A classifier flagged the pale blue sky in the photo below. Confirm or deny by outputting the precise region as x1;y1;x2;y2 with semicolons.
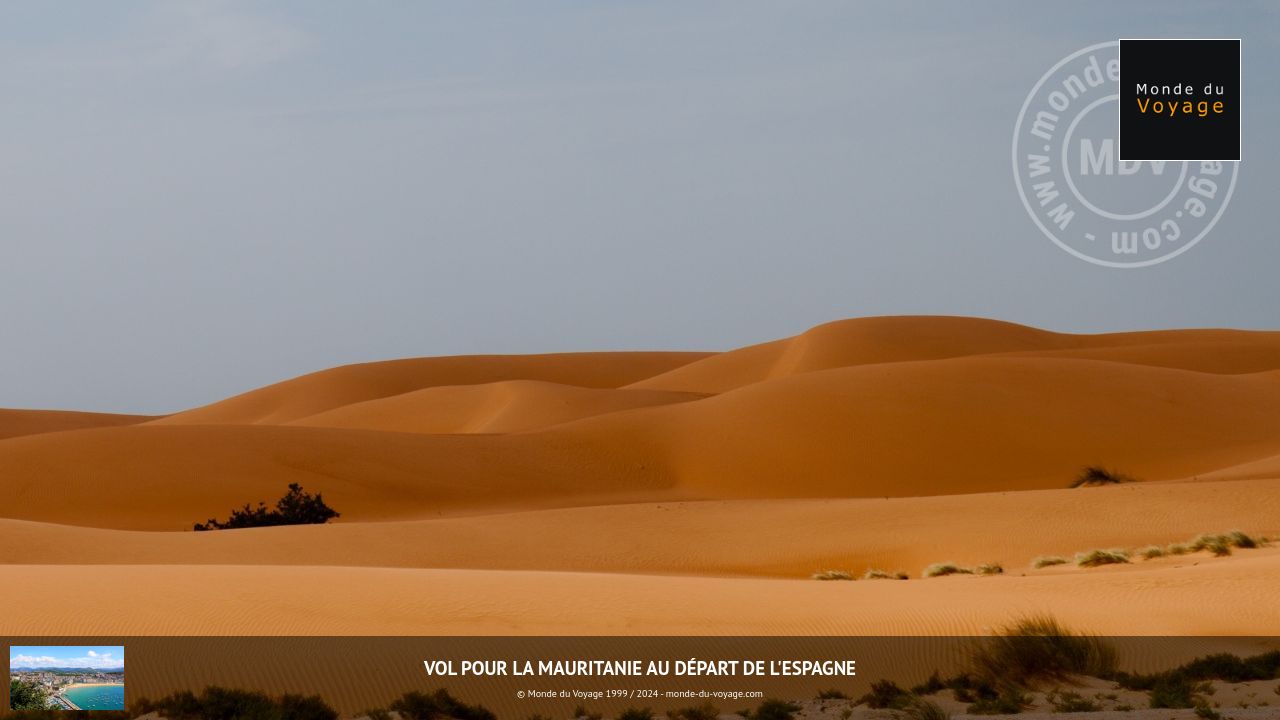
10;646;124;670
2;1;1277;413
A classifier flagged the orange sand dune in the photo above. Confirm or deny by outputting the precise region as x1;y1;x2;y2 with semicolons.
0;423;672;530
290;380;705;434
152;351;710;425
616;357;1280;499
4;357;1280;530
5;316;1280;640
0;408;153;441
3;552;1279;636
629;316;1280;393
3;478;1277;577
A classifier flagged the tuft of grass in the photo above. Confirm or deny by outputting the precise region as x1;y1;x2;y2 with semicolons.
1031;555;1068;569
1071;465;1134;488
617;709;654;720
1190;534;1233;557
923;562;974;578
970;615;1118;687
750;700;800;720
862;568;909;580
1139;544;1166;560
1167;542;1193;556
975;562;1004;576
811;569;854;581
1227;529;1260;549
856;680;913;710
1046;689;1102;713
815;689;847;700
965;688;1028;715
1075;548;1130;567
903;699;952;720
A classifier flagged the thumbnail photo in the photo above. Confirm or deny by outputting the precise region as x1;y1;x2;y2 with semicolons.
9;646;125;711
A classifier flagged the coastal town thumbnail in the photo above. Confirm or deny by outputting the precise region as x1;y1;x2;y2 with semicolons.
9;646;125;711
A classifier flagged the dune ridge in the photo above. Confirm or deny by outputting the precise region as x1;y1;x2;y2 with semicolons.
3;316;1280;636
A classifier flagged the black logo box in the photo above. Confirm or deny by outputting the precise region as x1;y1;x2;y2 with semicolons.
1119;38;1241;161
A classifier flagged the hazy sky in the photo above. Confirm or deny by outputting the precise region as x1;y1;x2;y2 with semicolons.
2;1;1277;414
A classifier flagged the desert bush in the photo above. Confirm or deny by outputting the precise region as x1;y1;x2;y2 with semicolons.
970;615;1117;687
1031;555;1068;569
9;678;50;711
975;562;1004;576
574;705;603;720
1167;542;1193;555
910;671;947;696
751;699;801;720
965;688;1028;715
811;569;853;581
1190;534;1233;556
1195;704;1223;719
130;686;338;720
1227;529;1260;548
194;483;340;531
862;568;909;580
1148;675;1198;709
617;707;654;720
903;698;952;720
393;689;496;720
815;689;848;699
1139;544;1165;559
1071;466;1133;488
1046;689;1102;712
923;562;973;578
857;679;913;709
1075;548;1130;567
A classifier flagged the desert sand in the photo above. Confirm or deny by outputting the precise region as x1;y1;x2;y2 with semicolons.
2;316;1280;637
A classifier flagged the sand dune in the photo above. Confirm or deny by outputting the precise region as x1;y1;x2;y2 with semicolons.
3;552;1278;636
3;478;1277;577
0;408;152;441
4;356;1280;530
290;380;705;434
4;316;1280;639
629;316;1280;393
152;351;710;425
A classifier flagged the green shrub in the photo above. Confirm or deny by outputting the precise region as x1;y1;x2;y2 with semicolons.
923;562;973;578
1031;555;1068;569
9;678;50;711
903;699;951;720
857;679;912;709
751;699;800;720
966;688;1028;715
1139;544;1166;559
1071;466;1133;488
1195;703;1224;719
1046;689;1101;712
1075;548;1130;567
910;671;947;696
862;568;909;580
1149;675;1198;709
815;689;847;699
194;483;340;531
970;615;1118;687
392;690;495;720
